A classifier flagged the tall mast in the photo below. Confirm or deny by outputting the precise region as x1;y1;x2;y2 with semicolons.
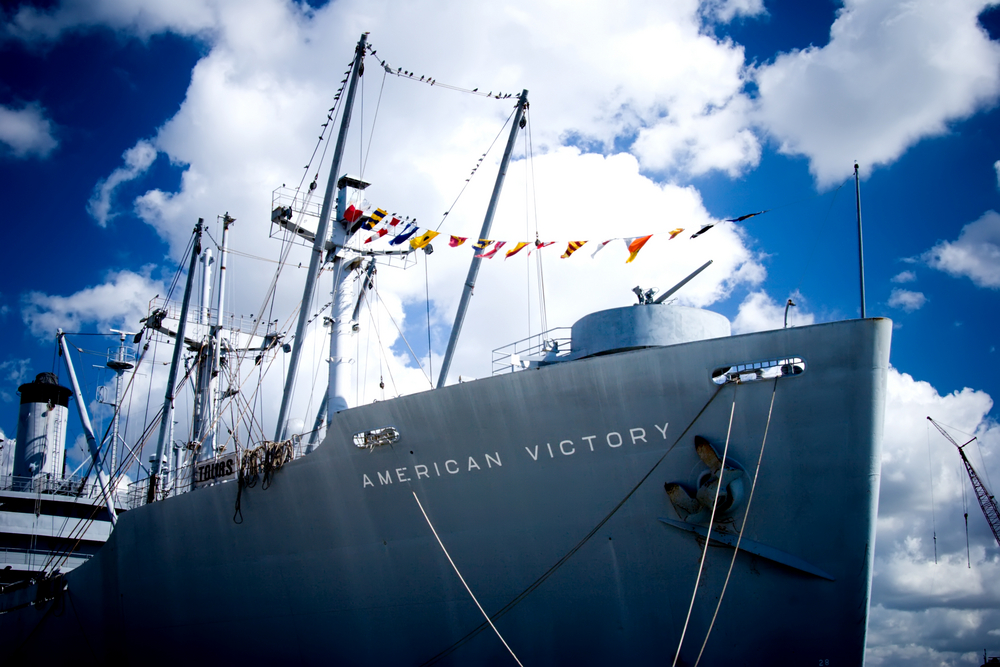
148;218;203;503
105;331;134;477
275;32;367;441
209;214;234;454
855;162;866;319
192;246;215;460
437;89;529;388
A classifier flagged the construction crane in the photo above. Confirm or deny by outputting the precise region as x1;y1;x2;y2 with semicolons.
927;416;1000;549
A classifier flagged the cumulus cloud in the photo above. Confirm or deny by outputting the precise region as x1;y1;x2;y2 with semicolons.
923;210;1000;288
3;0;217;42
0;358;31;402
891;270;917;284
10;0;770;400
88;139;158;226
702;0;766;23
888;288;927;313
754;0;1000;186
0;102;57;158
731;289;815;334
21;269;163;339
867;369;1000;664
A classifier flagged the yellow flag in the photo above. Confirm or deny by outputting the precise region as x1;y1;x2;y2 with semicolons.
505;242;531;259
409;230;440;250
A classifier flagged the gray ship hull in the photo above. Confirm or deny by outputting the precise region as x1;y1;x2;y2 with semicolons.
1;317;891;665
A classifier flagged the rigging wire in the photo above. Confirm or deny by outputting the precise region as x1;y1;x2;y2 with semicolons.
361;66;388;179
365;43;520;101
433;106;517;233
374;290;432;387
425;253;433;380
935;419;994;491
522;115;532;339
525;109;549;334
927;420;938;564
962;460;971;568
364;289;400;397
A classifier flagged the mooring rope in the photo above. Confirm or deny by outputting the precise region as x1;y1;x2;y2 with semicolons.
420;384;724;665
693;379;777;666
672;389;737;667
411;489;524;666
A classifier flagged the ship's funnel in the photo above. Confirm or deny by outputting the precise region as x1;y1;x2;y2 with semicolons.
13;372;72;484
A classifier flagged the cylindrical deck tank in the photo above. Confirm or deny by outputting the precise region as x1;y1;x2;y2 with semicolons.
13;372;72;481
570;304;731;359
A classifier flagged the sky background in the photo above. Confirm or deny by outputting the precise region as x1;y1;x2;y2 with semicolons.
1;0;999;663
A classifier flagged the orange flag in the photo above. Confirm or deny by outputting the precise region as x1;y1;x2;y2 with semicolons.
668;228;684;240
625;235;653;263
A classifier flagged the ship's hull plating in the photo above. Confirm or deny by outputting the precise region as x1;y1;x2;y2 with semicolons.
1;318;891;665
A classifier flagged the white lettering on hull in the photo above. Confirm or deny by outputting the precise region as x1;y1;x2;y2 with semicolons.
525;422;670;464
363;453;503;489
360;421;670;488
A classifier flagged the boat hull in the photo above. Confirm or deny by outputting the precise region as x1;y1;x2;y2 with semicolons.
1;318;891;666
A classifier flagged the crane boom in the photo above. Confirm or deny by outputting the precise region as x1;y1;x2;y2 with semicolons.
927;417;1000;548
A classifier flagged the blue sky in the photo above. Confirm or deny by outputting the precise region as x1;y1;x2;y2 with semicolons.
1;0;999;663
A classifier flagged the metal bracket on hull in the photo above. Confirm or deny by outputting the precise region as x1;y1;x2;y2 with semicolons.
353;426;400;449
658;517;835;581
711;357;805;385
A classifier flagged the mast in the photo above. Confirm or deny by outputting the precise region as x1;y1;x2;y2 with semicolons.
192;246;215;461
437;89;529;388
105;330;134;477
275;32;367;441
57;331;117;526
209;214;234;455
148;218;204;503
855;162;866;319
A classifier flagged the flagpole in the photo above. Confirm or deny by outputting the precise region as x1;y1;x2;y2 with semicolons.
437;90;529;388
855;162;866;319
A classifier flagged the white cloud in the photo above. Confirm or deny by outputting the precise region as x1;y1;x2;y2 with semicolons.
754;0;1000;186
7;0;762;184
21;269;163;339
7;4;1000;662
888;288;927;313
731;289;815;334
0;358;31;402
867;368;1000;664
88;139;158;226
3;0;217;42
0;102;57;158
702;0;766;23
891;270;917;284
995;159;1000;190
923;210;1000;288
9;0;770;405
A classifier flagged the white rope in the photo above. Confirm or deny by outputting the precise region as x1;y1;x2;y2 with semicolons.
410;490;524;666
672;392;736;667
693;380;777;666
